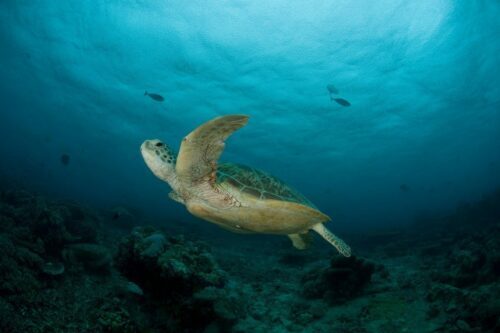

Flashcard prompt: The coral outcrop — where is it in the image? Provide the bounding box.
[115,226,235,332]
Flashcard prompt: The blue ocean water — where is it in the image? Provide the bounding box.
[1,1,500,332]
[1,1,499,231]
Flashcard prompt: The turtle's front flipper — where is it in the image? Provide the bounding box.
[312,223,351,257]
[168,191,185,205]
[176,115,249,184]
[288,232,312,250]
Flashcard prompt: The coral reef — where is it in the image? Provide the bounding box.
[0,188,499,332]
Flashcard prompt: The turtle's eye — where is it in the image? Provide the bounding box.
[155,142,164,147]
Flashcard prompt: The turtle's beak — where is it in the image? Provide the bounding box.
[141,139,163,172]
[141,139,165,160]
[140,140,150,152]
[140,139,161,168]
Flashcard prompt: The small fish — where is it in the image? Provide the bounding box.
[332,97,351,107]
[144,91,164,102]
[400,184,410,192]
[60,153,70,166]
[327,84,339,95]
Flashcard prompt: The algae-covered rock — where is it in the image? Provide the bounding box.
[426,277,500,332]
[0,298,19,332]
[471,294,500,332]
[0,190,145,332]
[41,261,65,276]
[63,243,112,273]
[157,242,225,291]
[0,190,100,258]
[0,234,42,295]
[92,297,138,333]
[194,283,247,325]
[142,232,167,257]
[422,222,500,332]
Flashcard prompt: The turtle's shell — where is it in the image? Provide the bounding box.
[216,163,316,208]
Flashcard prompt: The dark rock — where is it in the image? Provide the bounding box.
[470,291,500,332]
[302,255,376,303]
[116,227,225,297]
[279,251,313,266]
[426,305,440,319]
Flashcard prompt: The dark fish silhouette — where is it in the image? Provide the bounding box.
[400,184,410,192]
[60,153,70,166]
[327,84,339,95]
[332,97,351,107]
[144,91,164,102]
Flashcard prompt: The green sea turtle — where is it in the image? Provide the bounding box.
[140,115,351,256]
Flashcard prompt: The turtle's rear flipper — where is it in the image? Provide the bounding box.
[288,232,312,250]
[312,223,351,257]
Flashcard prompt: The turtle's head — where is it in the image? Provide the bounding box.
[141,139,177,185]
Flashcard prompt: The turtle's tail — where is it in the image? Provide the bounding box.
[144,91,148,96]
[312,223,351,257]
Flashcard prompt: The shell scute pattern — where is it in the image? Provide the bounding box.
[216,163,315,207]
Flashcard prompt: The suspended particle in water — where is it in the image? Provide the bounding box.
[400,184,410,192]
[60,153,70,166]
